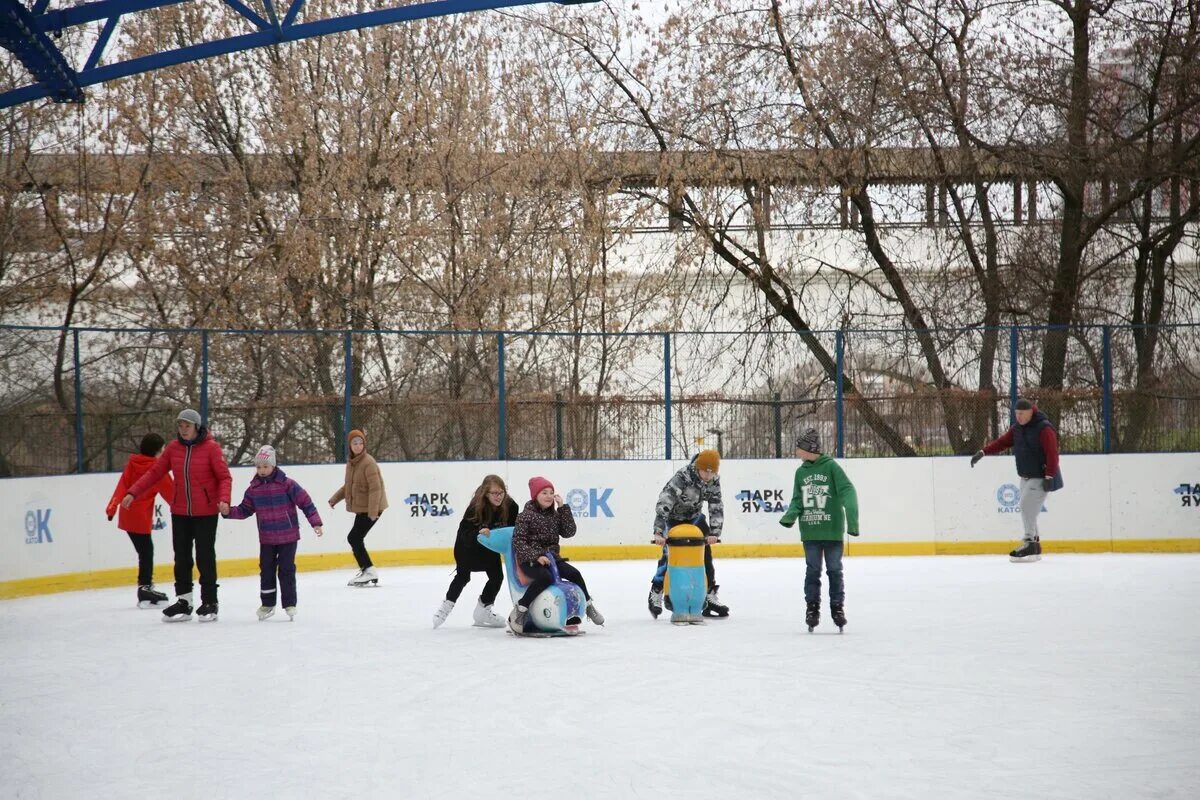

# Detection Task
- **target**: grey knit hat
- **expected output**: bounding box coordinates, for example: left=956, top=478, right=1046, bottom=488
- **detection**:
left=795, top=428, right=821, bottom=454
left=254, top=444, right=277, bottom=468
left=176, top=408, right=202, bottom=427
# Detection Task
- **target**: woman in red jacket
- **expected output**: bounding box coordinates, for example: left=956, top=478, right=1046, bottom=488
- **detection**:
left=106, top=433, right=174, bottom=608
left=123, top=408, right=231, bottom=622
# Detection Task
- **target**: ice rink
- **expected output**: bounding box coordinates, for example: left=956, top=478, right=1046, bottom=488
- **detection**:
left=3, top=554, right=1198, bottom=799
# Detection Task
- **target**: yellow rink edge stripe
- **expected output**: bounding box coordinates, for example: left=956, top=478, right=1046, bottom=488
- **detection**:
left=2, top=538, right=1198, bottom=600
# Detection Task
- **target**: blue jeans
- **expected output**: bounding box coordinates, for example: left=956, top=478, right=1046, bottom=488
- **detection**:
left=803, top=541, right=844, bottom=605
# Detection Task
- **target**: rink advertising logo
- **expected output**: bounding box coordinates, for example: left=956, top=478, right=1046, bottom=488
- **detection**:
left=996, top=484, right=1047, bottom=514
left=565, top=488, right=614, bottom=518
left=1173, top=483, right=1200, bottom=508
left=24, top=508, right=53, bottom=544
left=735, top=489, right=786, bottom=513
left=404, top=492, right=454, bottom=517
left=153, top=503, right=168, bottom=531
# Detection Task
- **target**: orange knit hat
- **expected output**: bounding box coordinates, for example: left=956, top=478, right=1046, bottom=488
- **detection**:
left=695, top=449, right=720, bottom=473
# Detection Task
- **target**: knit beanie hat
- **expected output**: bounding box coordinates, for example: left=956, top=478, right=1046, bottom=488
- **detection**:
left=528, top=476, right=554, bottom=501
left=254, top=445, right=277, bottom=468
left=695, top=449, right=720, bottom=473
left=177, top=408, right=202, bottom=427
left=347, top=429, right=367, bottom=449
left=795, top=428, right=821, bottom=454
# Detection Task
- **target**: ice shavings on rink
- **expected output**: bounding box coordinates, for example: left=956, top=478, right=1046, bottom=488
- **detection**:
left=2, top=554, right=1198, bottom=799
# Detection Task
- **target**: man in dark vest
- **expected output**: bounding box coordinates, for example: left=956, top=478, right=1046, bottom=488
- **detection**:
left=970, top=397, right=1063, bottom=562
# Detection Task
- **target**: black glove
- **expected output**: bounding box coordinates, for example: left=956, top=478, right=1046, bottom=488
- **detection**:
left=1042, top=477, right=1053, bottom=492
left=848, top=529, right=859, bottom=537
left=970, top=450, right=984, bottom=467
left=106, top=514, right=114, bottom=522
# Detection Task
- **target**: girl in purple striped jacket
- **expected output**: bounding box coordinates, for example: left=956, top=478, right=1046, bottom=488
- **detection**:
left=225, top=446, right=323, bottom=621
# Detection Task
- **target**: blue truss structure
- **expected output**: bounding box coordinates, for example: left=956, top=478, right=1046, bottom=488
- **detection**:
left=0, top=0, right=594, bottom=109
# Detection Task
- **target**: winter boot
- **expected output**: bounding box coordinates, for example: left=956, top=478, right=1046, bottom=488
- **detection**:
left=702, top=584, right=730, bottom=618
left=831, top=602, right=847, bottom=632
left=162, top=593, right=193, bottom=623
left=585, top=600, right=605, bottom=626
left=472, top=599, right=505, bottom=628
left=137, top=585, right=168, bottom=609
left=256, top=605, right=275, bottom=621
left=349, top=566, right=379, bottom=586
left=284, top=607, right=296, bottom=621
left=433, top=599, right=455, bottom=629
left=805, top=600, right=820, bottom=632
left=196, top=602, right=219, bottom=622
left=648, top=587, right=664, bottom=619
left=1009, top=538, right=1042, bottom=563
left=508, top=605, right=529, bottom=634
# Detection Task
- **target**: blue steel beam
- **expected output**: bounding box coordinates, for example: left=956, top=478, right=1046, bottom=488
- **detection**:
left=0, top=0, right=595, bottom=109
left=0, top=0, right=84, bottom=101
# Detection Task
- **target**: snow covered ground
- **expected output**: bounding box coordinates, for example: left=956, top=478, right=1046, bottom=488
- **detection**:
left=2, top=554, right=1198, bottom=799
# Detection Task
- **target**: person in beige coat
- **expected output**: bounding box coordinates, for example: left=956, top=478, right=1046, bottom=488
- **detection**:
left=329, top=429, right=388, bottom=586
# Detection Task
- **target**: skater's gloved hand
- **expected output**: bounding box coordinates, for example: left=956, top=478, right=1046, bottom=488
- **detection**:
left=705, top=535, right=719, bottom=544
left=779, top=518, right=794, bottom=528
left=970, top=450, right=984, bottom=467
left=1042, top=477, right=1054, bottom=492
left=107, top=514, right=114, bottom=521
left=314, top=526, right=324, bottom=537
left=652, top=534, right=666, bottom=546
left=848, top=529, right=859, bottom=537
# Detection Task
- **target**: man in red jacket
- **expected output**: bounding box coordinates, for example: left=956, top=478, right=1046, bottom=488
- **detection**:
left=123, top=408, right=231, bottom=621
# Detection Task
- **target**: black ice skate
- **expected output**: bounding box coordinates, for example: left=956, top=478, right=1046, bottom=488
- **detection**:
left=648, top=587, right=663, bottom=619
left=161, top=595, right=193, bottom=622
left=137, top=585, right=168, bottom=609
left=831, top=602, right=847, bottom=633
left=702, top=585, right=729, bottom=618
left=806, top=600, right=820, bottom=633
left=1009, top=539, right=1042, bottom=563
left=196, top=602, right=219, bottom=622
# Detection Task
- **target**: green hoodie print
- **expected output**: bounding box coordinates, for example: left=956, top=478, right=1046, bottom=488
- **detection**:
left=779, top=454, right=859, bottom=541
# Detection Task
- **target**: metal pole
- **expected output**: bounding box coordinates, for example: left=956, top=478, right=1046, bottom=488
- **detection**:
left=773, top=392, right=782, bottom=458
left=73, top=329, right=85, bottom=473
left=555, top=392, right=564, bottom=460
left=497, top=333, right=506, bottom=460
left=343, top=332, right=353, bottom=463
left=663, top=333, right=672, bottom=460
left=1009, top=326, right=1019, bottom=426
left=835, top=330, right=844, bottom=458
left=200, top=330, right=209, bottom=424
left=1102, top=326, right=1113, bottom=453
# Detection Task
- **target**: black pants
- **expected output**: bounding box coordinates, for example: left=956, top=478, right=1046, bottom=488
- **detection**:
left=260, top=542, right=298, bottom=608
left=651, top=515, right=717, bottom=590
left=446, top=563, right=504, bottom=605
left=172, top=514, right=219, bottom=603
left=518, top=556, right=590, bottom=608
left=126, top=531, right=154, bottom=586
left=347, top=513, right=378, bottom=569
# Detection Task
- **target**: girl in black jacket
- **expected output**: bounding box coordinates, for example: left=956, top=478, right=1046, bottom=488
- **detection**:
left=433, top=475, right=519, bottom=628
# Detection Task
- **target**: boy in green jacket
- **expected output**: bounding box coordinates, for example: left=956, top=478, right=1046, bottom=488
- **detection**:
left=779, top=428, right=859, bottom=632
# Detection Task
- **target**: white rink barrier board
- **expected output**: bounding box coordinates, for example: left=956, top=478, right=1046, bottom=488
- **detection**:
left=2, top=452, right=1198, bottom=597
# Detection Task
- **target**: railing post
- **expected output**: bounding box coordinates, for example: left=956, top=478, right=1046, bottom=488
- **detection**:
left=497, top=333, right=507, bottom=460
left=555, top=392, right=564, bottom=460
left=200, top=330, right=209, bottom=424
left=835, top=330, right=845, bottom=458
left=1009, top=325, right=1019, bottom=425
left=663, top=333, right=672, bottom=460
left=72, top=329, right=85, bottom=474
left=1102, top=325, right=1113, bottom=453
left=343, top=331, right=353, bottom=463
left=773, top=392, right=782, bottom=458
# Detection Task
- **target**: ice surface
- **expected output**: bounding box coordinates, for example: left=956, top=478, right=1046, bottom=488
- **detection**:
left=2, top=555, right=1198, bottom=799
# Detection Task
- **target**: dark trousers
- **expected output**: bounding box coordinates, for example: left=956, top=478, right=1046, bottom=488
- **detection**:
left=346, top=513, right=377, bottom=569
left=518, top=556, right=590, bottom=608
left=651, top=514, right=717, bottom=589
left=804, top=540, right=845, bottom=605
left=126, top=532, right=154, bottom=586
left=446, top=563, right=504, bottom=605
left=260, top=542, right=299, bottom=608
left=172, top=514, right=219, bottom=603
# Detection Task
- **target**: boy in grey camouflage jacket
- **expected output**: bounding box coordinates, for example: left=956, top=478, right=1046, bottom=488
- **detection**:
left=648, top=450, right=729, bottom=618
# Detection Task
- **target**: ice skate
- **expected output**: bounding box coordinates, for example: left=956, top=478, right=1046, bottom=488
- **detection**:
left=284, top=607, right=296, bottom=621
left=196, top=602, right=219, bottom=622
left=831, top=602, right=847, bottom=633
left=137, top=585, right=168, bottom=609
left=433, top=599, right=455, bottom=628
left=647, top=587, right=664, bottom=619
left=162, top=594, right=193, bottom=622
left=586, top=601, right=605, bottom=626
left=472, top=599, right=505, bottom=628
left=806, top=600, right=820, bottom=633
left=1009, top=539, right=1042, bottom=563
left=348, top=566, right=379, bottom=587
left=702, top=585, right=729, bottom=618
left=256, top=605, right=275, bottom=621
left=508, top=605, right=529, bottom=634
